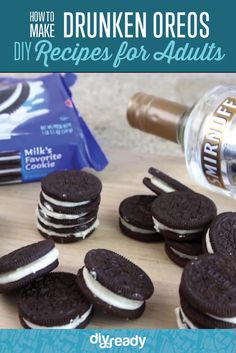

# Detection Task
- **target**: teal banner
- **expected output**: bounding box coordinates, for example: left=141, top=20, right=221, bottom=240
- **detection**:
left=0, top=0, right=235, bottom=72
left=0, top=330, right=235, bottom=352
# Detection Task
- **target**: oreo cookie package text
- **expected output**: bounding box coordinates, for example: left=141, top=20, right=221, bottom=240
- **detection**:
left=0, top=73, right=108, bottom=184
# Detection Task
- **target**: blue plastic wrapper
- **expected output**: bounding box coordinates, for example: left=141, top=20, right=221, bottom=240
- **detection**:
left=0, top=73, right=108, bottom=184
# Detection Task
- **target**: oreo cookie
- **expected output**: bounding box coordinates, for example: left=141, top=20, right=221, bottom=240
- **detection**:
left=18, top=272, right=92, bottom=329
left=119, top=195, right=163, bottom=242
left=204, top=212, right=236, bottom=257
left=40, top=192, right=101, bottom=215
left=37, top=202, right=92, bottom=223
left=143, top=167, right=192, bottom=195
left=177, top=254, right=236, bottom=328
left=0, top=82, right=30, bottom=114
left=152, top=191, right=217, bottom=242
left=165, top=238, right=203, bottom=268
left=0, top=240, right=59, bottom=293
left=165, top=238, right=203, bottom=267
left=36, top=170, right=102, bottom=243
left=37, top=205, right=97, bottom=226
left=37, top=218, right=99, bottom=244
left=76, top=249, right=154, bottom=319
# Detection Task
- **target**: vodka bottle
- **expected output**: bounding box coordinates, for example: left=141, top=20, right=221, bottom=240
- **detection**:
left=127, top=86, right=236, bottom=198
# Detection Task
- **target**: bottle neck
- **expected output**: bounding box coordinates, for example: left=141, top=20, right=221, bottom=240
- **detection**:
left=176, top=109, right=190, bottom=150
left=127, top=93, right=188, bottom=144
left=177, top=104, right=195, bottom=151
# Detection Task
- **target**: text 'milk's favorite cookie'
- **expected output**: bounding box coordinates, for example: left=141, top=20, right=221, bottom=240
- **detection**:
left=36, top=170, right=102, bottom=243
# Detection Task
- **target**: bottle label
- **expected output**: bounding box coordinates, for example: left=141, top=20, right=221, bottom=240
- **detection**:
left=201, top=97, right=236, bottom=188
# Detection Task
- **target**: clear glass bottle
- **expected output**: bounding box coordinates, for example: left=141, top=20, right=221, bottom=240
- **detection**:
left=127, top=86, right=236, bottom=198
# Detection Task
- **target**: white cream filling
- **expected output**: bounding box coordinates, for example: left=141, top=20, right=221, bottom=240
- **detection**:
left=42, top=192, right=91, bottom=207
left=175, top=307, right=188, bottom=329
left=170, top=247, right=197, bottom=260
left=0, top=155, right=20, bottom=161
left=0, top=168, right=21, bottom=174
left=0, top=179, right=21, bottom=185
left=83, top=267, right=144, bottom=310
left=43, top=201, right=53, bottom=211
left=149, top=175, right=175, bottom=193
left=36, top=208, right=95, bottom=229
left=207, top=312, right=236, bottom=324
left=205, top=230, right=214, bottom=254
left=177, top=307, right=236, bottom=328
left=120, top=217, right=156, bottom=234
left=22, top=305, right=92, bottom=329
left=153, top=218, right=204, bottom=235
left=0, top=247, right=59, bottom=284
left=37, top=219, right=99, bottom=238
left=38, top=201, right=88, bottom=220
left=175, top=307, right=197, bottom=329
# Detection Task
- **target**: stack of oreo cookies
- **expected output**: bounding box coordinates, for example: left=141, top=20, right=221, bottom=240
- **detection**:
left=36, top=170, right=102, bottom=243
left=143, top=167, right=217, bottom=267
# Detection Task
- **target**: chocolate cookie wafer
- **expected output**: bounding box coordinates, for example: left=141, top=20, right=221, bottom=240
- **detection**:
left=18, top=272, right=92, bottom=329
left=42, top=170, right=102, bottom=202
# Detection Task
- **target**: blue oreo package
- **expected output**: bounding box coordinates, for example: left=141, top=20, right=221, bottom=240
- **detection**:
left=0, top=73, right=108, bottom=184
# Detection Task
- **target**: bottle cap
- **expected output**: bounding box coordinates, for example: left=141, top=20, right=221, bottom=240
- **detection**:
left=127, top=92, right=188, bottom=143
